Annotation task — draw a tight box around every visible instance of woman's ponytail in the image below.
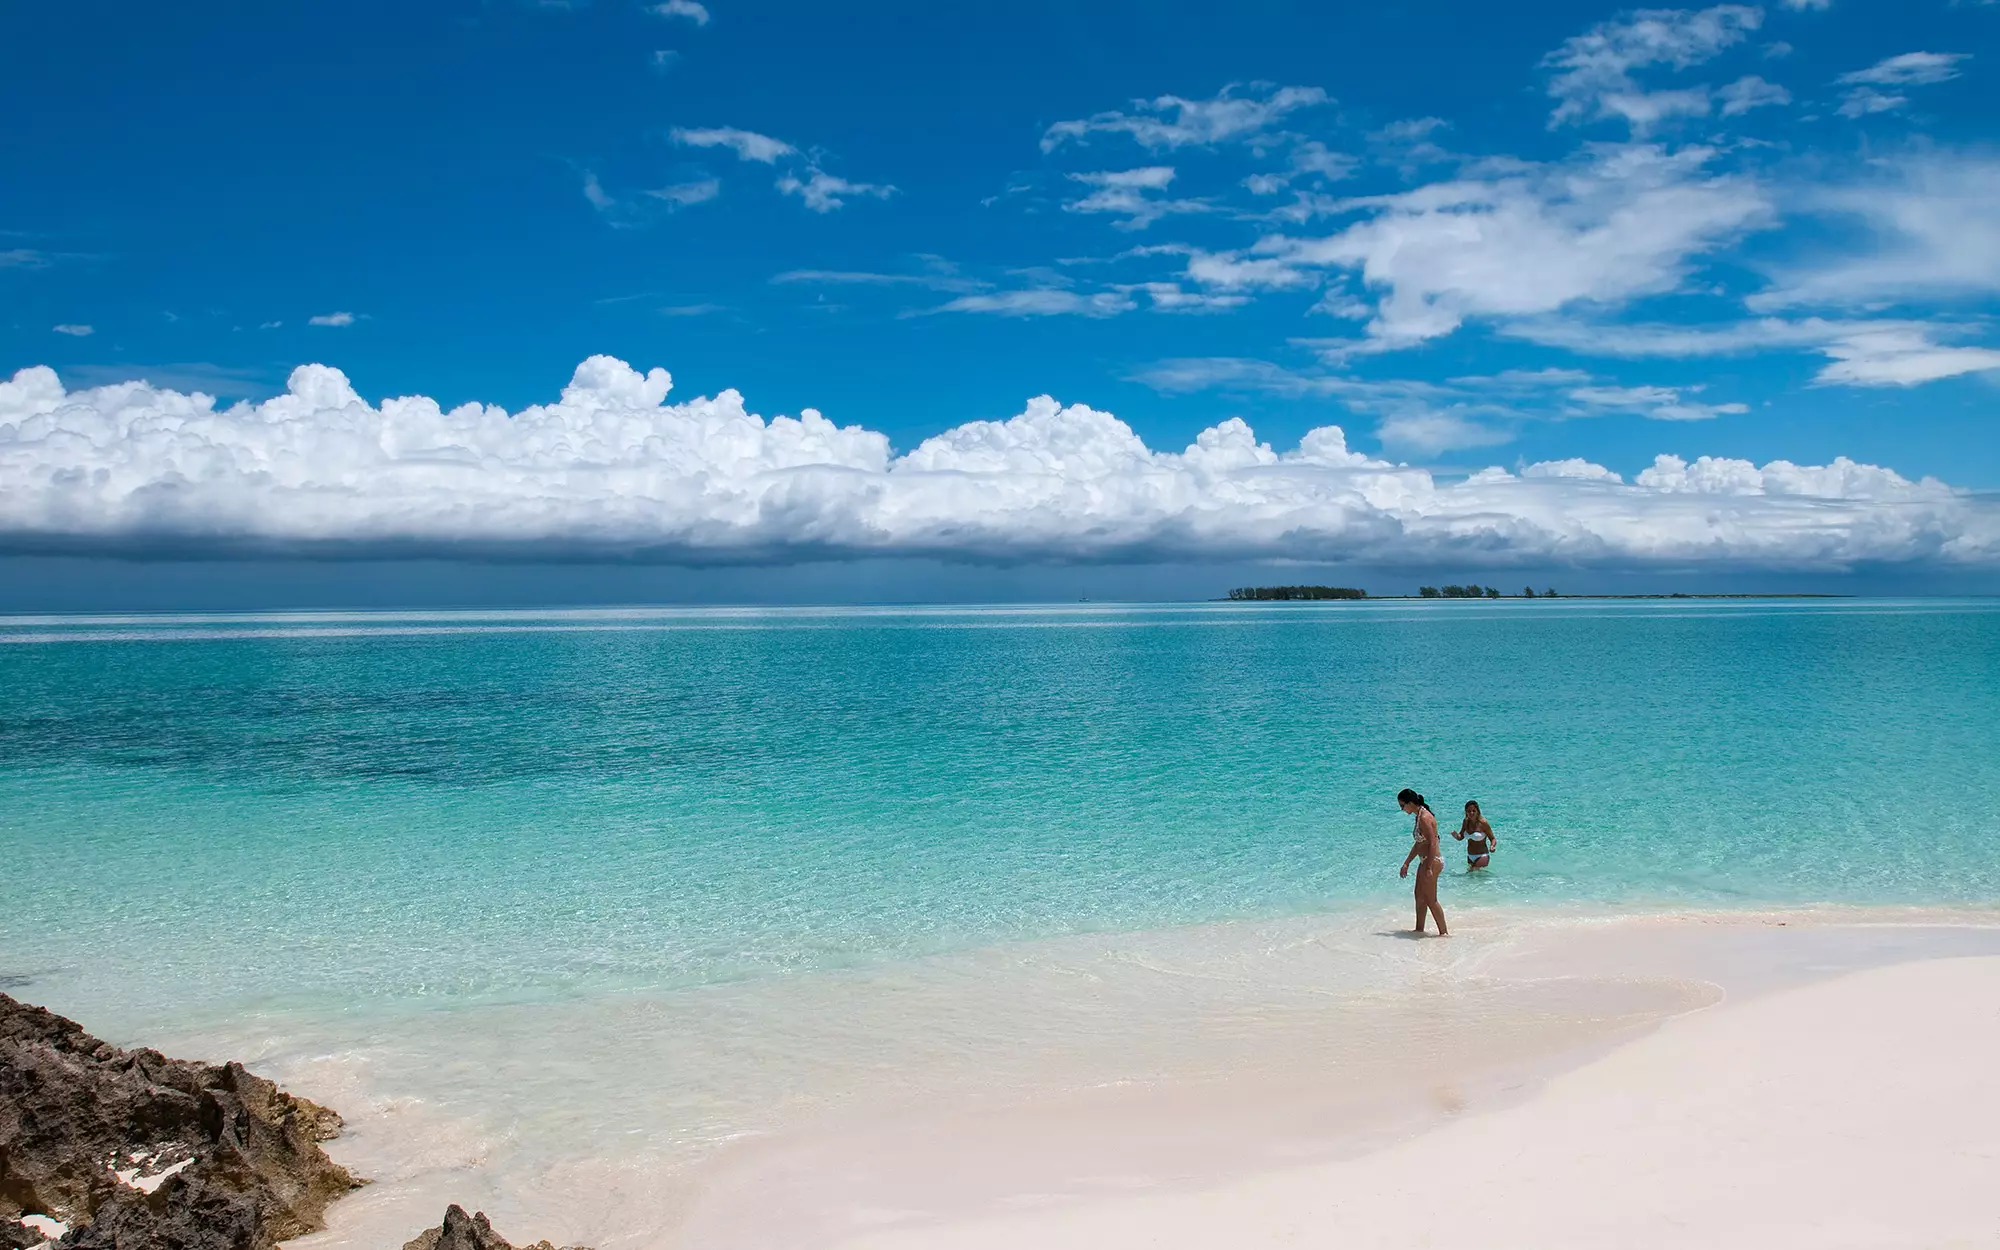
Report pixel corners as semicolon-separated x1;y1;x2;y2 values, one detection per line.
1397;788;1433;814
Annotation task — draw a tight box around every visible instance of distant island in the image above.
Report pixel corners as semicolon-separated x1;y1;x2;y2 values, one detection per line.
1222;585;1853;601
1226;585;1369;600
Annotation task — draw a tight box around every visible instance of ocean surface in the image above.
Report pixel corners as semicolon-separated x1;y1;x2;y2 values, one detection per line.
3;599;1998;1032
6;598;2000;1245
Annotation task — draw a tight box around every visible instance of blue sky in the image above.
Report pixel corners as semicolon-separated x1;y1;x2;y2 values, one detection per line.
2;0;1997;601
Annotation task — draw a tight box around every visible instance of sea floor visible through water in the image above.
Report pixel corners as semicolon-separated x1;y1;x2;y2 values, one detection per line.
2;601;1997;1246
156;906;2000;1250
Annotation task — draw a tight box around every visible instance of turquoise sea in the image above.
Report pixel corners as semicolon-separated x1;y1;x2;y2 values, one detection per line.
4;598;1997;1035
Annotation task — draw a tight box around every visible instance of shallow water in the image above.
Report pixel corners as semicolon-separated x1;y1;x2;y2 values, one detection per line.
4;599;1998;1245
3;599;1997;1032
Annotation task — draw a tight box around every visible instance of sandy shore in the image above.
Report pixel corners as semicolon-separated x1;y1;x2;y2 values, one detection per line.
252;909;2000;1249
829;953;2000;1250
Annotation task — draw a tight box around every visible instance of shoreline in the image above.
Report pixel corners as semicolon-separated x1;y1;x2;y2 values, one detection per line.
11;901;1997;1248
207;903;1998;1249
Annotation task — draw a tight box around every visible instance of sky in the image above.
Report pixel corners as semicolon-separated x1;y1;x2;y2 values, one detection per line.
2;0;1998;605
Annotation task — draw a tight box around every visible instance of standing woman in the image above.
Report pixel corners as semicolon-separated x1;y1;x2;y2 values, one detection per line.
1397;789;1449;935
1455;800;1496;870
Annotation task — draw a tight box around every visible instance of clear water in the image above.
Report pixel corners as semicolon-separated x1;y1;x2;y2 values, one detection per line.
3;599;1996;1033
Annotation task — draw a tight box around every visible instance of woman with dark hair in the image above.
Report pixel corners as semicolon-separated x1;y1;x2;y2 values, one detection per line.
1397;789;1448;935
1454;799;1496;870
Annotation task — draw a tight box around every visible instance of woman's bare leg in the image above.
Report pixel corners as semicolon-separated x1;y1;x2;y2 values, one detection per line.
1418;865;1447;935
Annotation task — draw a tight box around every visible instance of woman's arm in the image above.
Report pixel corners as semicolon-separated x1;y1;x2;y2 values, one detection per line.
1483;819;1496;849
1400;841;1418;877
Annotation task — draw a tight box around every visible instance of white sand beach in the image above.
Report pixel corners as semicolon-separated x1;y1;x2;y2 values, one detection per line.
250;910;2000;1249
827;953;2000;1250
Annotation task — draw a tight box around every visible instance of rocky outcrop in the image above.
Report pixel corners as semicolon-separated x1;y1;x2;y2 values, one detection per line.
400;1205;588;1250
0;993;361;1249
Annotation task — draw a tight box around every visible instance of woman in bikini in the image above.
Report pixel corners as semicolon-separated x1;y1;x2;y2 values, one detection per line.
1454;799;1496;870
1397;788;1448;935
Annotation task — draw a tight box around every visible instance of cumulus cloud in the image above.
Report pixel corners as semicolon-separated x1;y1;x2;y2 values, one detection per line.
2;357;1990;569
1257;144;1772;348
671;127;794;163
308;312;357;327
1129;355;1751;450
1042;84;1330;152
52;324;93;337
1542;5;1763;130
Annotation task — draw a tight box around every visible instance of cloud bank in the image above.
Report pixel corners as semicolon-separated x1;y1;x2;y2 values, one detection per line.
1;357;1992;569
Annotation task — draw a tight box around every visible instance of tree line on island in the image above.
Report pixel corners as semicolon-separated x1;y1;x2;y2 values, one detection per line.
1225;585;1560;600
1418;584;1561;598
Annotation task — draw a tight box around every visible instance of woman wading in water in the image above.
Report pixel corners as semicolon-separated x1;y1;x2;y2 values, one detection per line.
1454;799;1496;870
1397;788;1448;935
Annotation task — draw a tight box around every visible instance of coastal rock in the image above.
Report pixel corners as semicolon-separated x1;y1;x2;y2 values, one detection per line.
0;992;361;1250
401;1205;590;1250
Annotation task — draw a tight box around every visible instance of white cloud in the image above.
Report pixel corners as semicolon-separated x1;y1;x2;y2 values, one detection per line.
1502;315;2000;388
773;265;986;294
3;357;1989;568
1375;117;1448;143
671;127;794;163
1119;283;1251;313
648;0;709;25
1524;458;1624;483
930;289;1136;318
1263;144;1773;348
1835;87;1906;117
1542;5;1763;129
1834;52;1968;117
1780;0;1830;9
1568;383;1748;420
1754;152;2000;307
1042;84;1330;152
650;50;681;72
1184;248;1317;292
776;169;895;213
1063;167;1210;229
645;178;722;207
308;312;357;327
2;249;51;269
1812;327;2000;385
580;170;616;211
52;324;93;337
1718;74;1791;115
1376;412;1514;453
1836;51;1969;86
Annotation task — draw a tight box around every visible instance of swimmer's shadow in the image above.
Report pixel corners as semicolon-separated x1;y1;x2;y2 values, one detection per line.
1373;929;1450;940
